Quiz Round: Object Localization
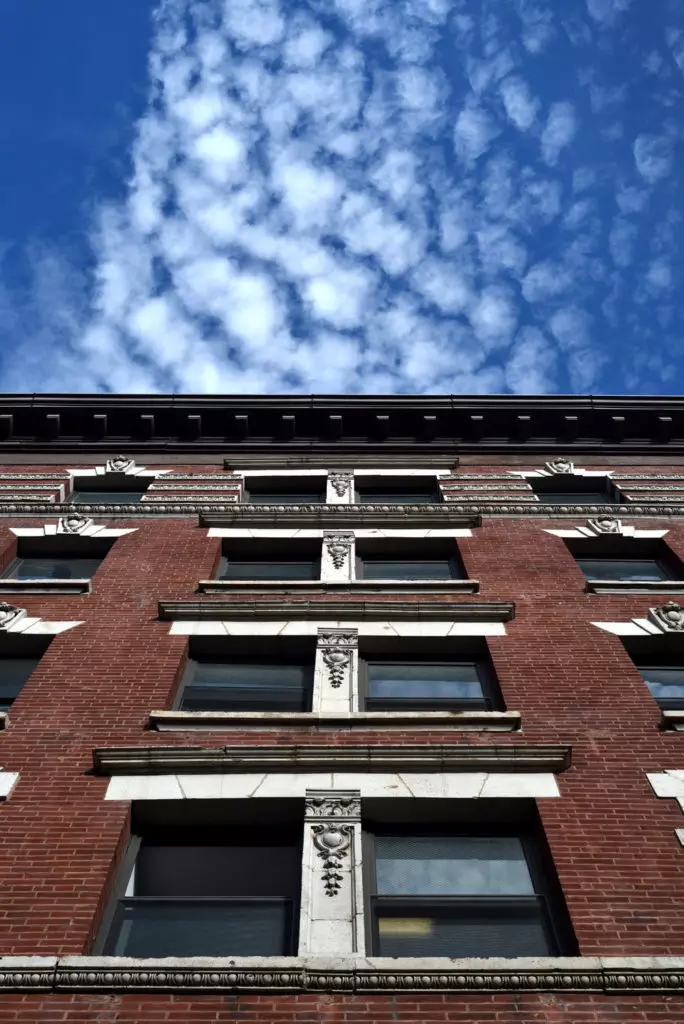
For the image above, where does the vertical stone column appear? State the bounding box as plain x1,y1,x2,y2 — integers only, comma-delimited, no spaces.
326,471,354,504
312,627,359,714
298,790,364,956
321,531,355,582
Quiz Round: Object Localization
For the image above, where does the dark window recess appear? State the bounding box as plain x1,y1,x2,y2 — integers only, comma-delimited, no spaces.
568,537,684,584
70,478,149,504
71,490,147,504
356,540,465,581
532,477,619,505
368,832,561,958
355,482,442,505
103,828,301,957
0,657,40,712
362,659,496,711
180,659,313,712
244,478,326,504
2,538,112,582
638,667,684,710
218,540,321,581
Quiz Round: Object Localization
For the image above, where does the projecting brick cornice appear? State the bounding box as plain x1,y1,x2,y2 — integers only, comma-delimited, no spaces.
92,743,571,775
0,394,683,457
2,955,684,993
157,598,515,621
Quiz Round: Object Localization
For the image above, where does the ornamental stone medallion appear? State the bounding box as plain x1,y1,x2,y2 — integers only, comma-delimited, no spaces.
58,514,93,535
587,516,622,535
649,601,684,632
545,457,575,474
0,603,25,631
105,456,135,474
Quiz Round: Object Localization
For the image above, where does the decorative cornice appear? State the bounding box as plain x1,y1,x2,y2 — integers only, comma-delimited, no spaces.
3,956,684,993
157,598,515,622
585,580,684,595
92,743,571,775
197,580,481,595
0,579,91,596
200,507,481,528
148,709,522,732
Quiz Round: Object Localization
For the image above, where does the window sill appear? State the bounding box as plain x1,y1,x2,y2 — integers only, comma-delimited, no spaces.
6,955,684,993
661,710,684,731
0,578,91,595
584,579,684,595
198,579,480,594
149,710,521,732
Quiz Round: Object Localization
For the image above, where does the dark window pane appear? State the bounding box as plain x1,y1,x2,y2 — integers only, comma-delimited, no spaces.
247,492,325,504
577,558,671,582
360,560,457,580
182,662,312,712
367,662,485,708
71,491,145,504
4,557,102,580
375,837,535,896
536,491,613,504
218,558,319,580
0,658,39,711
638,667,684,708
374,897,551,957
106,898,292,957
355,489,441,505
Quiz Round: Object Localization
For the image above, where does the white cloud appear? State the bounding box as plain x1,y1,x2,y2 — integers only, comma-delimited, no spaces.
454,98,500,163
505,327,557,392
541,101,577,164
633,133,673,184
500,76,539,130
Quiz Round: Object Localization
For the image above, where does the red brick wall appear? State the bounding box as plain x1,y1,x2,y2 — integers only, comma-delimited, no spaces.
0,461,683,1021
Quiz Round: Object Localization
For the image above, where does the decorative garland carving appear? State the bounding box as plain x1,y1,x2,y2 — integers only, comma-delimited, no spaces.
324,532,353,570
317,629,358,688
329,472,352,498
57,514,93,535
312,823,353,896
0,603,26,631
649,601,684,632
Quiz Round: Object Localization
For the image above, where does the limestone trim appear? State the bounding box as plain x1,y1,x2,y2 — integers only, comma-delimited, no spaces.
11,519,137,539
647,771,684,843
104,771,561,802
207,526,474,539
168,619,508,638
197,580,481,595
508,464,614,479
0,578,91,596
585,579,684,596
94,743,571,776
661,710,684,732
545,520,667,539
201,508,480,529
148,710,521,732
0,603,83,635
591,604,684,637
0,770,18,800
66,459,171,479
159,598,515,623
5,955,684,993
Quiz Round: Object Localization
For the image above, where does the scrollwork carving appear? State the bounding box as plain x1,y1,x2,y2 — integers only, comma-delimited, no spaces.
312,823,353,896
328,472,352,498
649,601,684,633
105,456,135,474
324,532,353,570
305,792,361,818
587,516,622,535
545,457,575,475
0,603,26,631
317,628,357,688
58,514,94,535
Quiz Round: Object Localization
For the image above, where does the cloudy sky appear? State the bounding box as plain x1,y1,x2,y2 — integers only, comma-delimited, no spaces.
0,0,682,395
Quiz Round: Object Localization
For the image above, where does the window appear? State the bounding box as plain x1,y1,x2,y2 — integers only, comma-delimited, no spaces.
180,659,314,712
361,658,497,711
102,826,301,957
532,477,619,505
356,540,465,581
0,657,40,712
244,477,326,504
218,540,321,581
568,538,683,584
366,828,563,958
2,538,111,581
637,666,684,710
576,557,673,583
354,479,442,505
70,477,150,504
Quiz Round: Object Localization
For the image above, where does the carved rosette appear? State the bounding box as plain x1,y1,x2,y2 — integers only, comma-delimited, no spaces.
317,628,358,688
545,457,575,475
587,516,622,535
649,601,684,633
328,472,352,499
0,603,26,631
105,456,135,474
323,532,353,571
58,514,94,535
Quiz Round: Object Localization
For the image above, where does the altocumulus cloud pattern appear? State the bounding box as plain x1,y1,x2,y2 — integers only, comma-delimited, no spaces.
4,0,684,394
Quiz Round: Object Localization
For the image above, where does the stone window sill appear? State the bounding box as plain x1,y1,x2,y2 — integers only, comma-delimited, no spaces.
0,578,91,595
585,579,684,595
198,579,480,594
149,710,521,732
4,955,684,993
661,709,684,731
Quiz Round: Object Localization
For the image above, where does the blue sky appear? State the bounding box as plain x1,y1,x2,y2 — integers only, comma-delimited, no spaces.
0,0,683,395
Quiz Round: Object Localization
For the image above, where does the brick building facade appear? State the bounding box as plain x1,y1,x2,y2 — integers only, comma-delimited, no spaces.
0,394,683,1022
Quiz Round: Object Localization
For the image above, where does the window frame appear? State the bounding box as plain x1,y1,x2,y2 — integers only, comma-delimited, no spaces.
355,553,464,581
1,554,105,582
362,824,565,959
353,481,442,505
358,656,500,712
174,655,315,713
635,664,684,711
531,476,621,505
243,478,327,505
575,554,676,583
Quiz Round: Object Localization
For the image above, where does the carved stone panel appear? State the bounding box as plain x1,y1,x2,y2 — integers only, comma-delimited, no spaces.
587,516,622,535
317,628,358,690
649,601,684,633
105,456,135,474
0,604,26,631
545,457,575,475
328,472,352,499
323,533,353,572
58,514,94,535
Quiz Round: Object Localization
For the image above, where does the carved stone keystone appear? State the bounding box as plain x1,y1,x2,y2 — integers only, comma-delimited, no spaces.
105,456,135,474
323,532,353,572
317,629,358,689
587,516,622,535
545,457,575,475
0,603,26,631
649,601,684,633
328,472,352,499
58,514,94,535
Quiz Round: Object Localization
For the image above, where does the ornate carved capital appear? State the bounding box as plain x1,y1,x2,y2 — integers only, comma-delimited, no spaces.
312,823,354,896
317,628,358,688
649,601,684,632
323,532,353,570
58,514,94,535
0,603,26,631
545,457,575,475
587,515,622,535
105,456,135,474
305,790,362,819
328,472,353,498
